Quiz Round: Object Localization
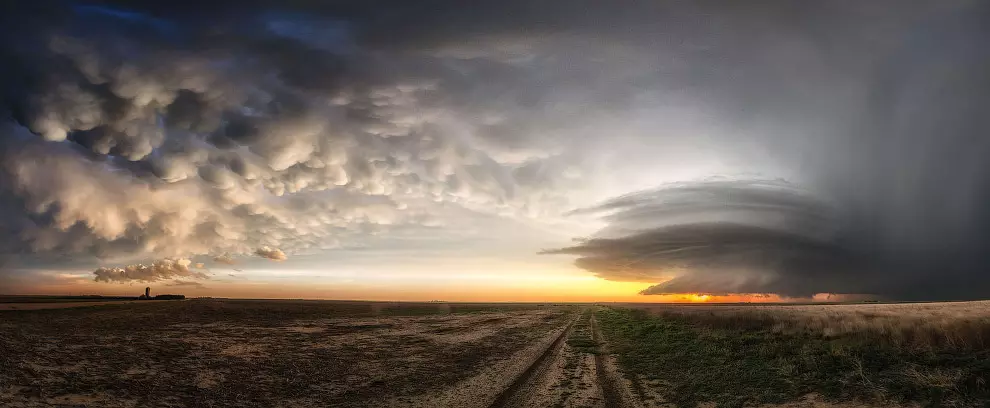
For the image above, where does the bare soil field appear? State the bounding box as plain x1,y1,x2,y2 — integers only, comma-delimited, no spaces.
0,296,141,304
0,300,171,311
0,300,635,408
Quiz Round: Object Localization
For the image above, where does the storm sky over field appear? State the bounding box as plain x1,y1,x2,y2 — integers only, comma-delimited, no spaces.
1,1,989,301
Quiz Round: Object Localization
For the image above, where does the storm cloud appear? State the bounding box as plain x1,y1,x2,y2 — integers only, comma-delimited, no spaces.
212,254,236,265
255,246,287,261
93,258,208,283
1,1,990,299
0,1,590,266
545,180,859,297
550,177,990,300
544,0,990,300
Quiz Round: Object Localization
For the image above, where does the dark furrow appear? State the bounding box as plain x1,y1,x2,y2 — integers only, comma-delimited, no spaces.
486,320,574,408
591,313,626,408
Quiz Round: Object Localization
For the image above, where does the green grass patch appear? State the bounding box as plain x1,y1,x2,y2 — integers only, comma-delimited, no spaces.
565,337,601,354
596,308,990,408
566,310,601,354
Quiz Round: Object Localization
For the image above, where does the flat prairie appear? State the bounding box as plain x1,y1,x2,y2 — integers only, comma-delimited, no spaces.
599,301,990,408
3,300,989,408
0,300,613,408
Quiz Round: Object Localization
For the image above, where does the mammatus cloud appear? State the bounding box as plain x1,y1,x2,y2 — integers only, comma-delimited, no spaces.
212,254,236,265
255,247,287,261
0,1,587,265
2,1,990,300
92,258,209,283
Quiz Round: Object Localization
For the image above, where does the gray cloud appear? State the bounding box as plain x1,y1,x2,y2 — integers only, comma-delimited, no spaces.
545,180,860,295
212,254,236,265
255,246,287,261
0,2,587,265
93,258,209,283
548,177,990,300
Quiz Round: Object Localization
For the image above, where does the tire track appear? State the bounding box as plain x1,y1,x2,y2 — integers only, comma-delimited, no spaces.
486,318,575,408
591,313,626,408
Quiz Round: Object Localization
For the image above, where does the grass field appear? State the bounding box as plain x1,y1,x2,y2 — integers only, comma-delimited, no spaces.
596,301,990,407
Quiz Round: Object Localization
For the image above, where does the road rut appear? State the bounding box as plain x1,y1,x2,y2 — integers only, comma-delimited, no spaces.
488,308,642,408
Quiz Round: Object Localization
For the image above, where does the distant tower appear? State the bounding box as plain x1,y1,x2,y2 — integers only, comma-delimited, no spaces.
145,287,151,298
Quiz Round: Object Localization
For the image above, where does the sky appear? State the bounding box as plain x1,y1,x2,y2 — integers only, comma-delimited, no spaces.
1,1,989,302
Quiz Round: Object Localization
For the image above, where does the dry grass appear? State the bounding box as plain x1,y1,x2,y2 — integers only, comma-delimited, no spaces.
639,301,990,351
597,302,990,407
0,300,575,408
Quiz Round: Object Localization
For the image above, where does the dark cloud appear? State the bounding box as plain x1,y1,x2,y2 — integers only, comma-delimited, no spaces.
548,178,990,300
0,1,587,263
1,1,989,300
545,180,862,297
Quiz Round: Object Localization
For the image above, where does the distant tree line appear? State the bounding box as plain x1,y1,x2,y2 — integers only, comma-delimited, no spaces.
151,294,185,300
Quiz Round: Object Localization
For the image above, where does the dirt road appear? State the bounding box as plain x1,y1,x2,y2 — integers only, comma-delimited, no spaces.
487,308,642,408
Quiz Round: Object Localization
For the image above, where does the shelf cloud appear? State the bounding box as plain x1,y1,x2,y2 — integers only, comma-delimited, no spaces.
551,177,990,300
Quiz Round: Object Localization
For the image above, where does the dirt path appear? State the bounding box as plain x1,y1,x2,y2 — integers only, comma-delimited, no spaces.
487,319,575,408
486,308,645,408
591,313,636,408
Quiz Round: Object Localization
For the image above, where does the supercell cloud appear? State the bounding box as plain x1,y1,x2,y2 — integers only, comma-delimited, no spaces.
546,180,859,298
1,1,990,299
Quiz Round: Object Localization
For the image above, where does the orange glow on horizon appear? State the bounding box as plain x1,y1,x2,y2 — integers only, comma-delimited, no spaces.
2,270,861,304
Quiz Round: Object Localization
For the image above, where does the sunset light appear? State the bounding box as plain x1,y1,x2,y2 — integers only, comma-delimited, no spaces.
4,1,989,407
